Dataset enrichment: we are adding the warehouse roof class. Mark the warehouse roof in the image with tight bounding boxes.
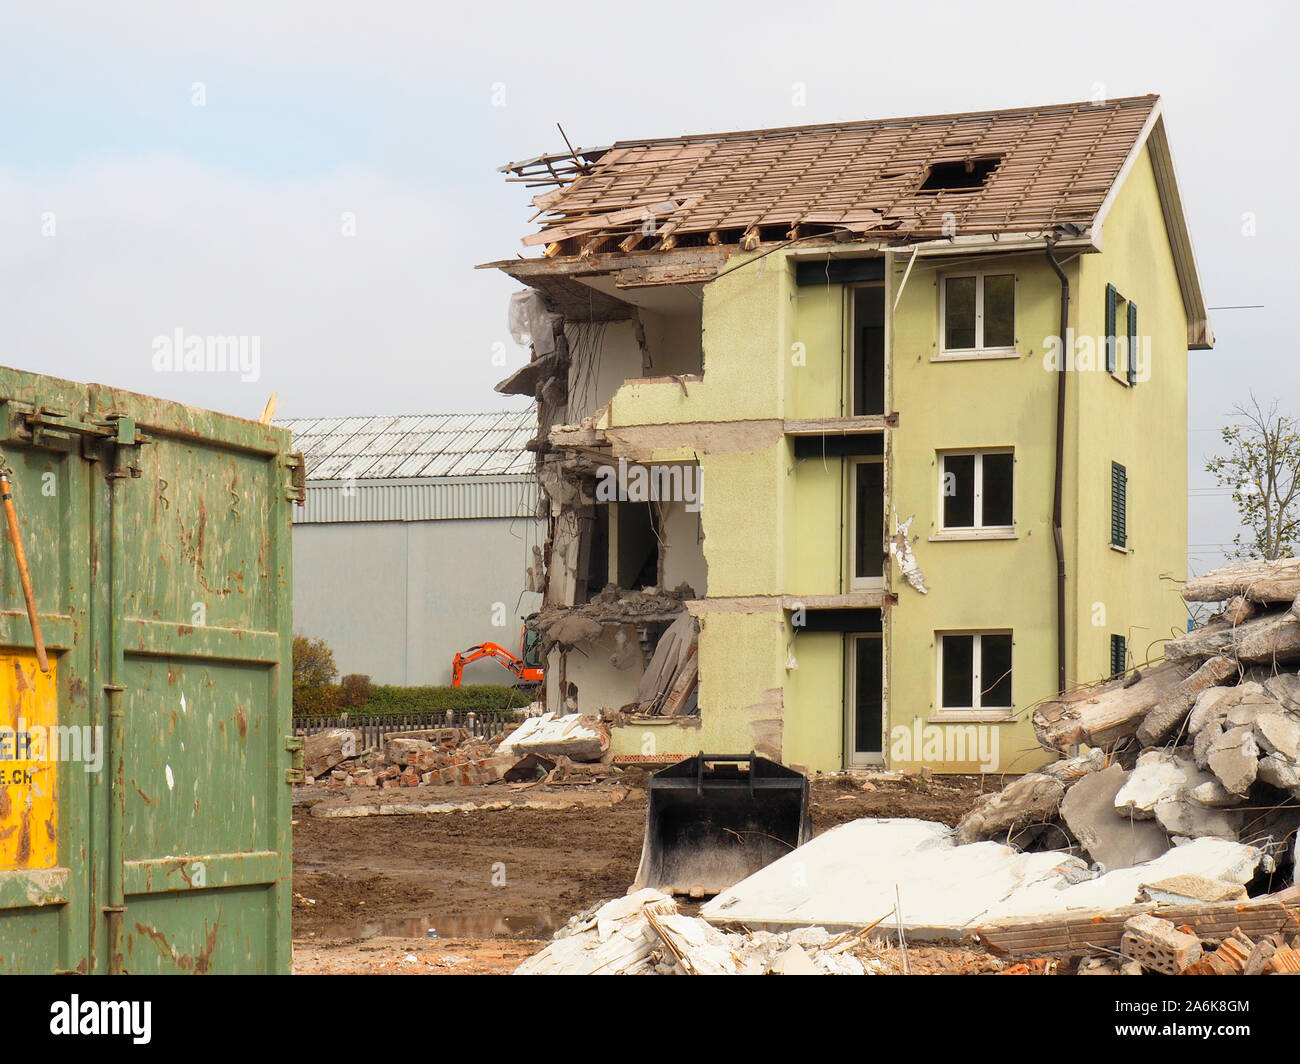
[278,411,536,481]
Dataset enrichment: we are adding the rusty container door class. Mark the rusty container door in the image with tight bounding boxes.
[0,368,302,973]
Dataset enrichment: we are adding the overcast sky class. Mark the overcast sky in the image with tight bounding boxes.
[1,0,1293,571]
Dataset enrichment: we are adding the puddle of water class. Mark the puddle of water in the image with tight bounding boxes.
[317,913,559,941]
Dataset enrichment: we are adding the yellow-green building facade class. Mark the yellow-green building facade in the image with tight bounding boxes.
[492,96,1212,774]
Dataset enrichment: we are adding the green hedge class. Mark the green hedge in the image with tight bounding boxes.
[364,684,530,717]
[293,683,532,720]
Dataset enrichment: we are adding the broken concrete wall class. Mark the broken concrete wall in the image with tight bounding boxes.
[565,319,642,425]
[563,300,704,425]
[558,624,646,717]
[659,495,707,597]
[640,303,704,378]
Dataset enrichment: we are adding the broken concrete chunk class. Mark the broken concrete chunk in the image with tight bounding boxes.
[770,944,820,975]
[1113,751,1188,820]
[1060,764,1170,872]
[1154,794,1239,842]
[1164,609,1300,664]
[1205,726,1260,796]
[702,818,1093,934]
[499,711,609,762]
[1256,754,1300,793]
[1221,595,1256,626]
[1038,747,1106,784]
[1110,751,1238,841]
[1188,779,1246,807]
[1193,717,1224,770]
[1136,655,1236,747]
[703,818,1263,935]
[303,728,362,779]
[545,614,605,647]
[1187,685,1233,736]
[1181,557,1300,604]
[1254,707,1300,761]
[954,772,1065,845]
[889,513,928,594]
[515,889,677,975]
[1138,873,1248,906]
[1120,913,1202,974]
[1263,672,1300,713]
[1032,660,1194,750]
[1223,684,1283,727]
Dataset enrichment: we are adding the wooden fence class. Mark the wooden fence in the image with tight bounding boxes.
[292,711,513,751]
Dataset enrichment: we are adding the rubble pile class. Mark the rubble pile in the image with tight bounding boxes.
[514,889,997,975]
[299,713,613,790]
[958,558,1300,885]
[1109,912,1300,975]
[517,884,1300,975]
[624,612,699,717]
[699,817,1266,934]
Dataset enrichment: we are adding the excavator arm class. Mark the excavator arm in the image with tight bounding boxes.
[450,641,543,688]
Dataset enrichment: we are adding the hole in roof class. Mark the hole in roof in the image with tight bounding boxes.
[917,157,1001,193]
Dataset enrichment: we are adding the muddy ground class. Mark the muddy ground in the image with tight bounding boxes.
[292,771,995,974]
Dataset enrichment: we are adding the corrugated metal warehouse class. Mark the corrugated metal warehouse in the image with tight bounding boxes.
[279,411,543,686]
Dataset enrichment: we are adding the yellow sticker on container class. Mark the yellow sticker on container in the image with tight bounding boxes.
[0,655,58,870]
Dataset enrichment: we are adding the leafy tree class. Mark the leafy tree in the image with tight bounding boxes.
[1206,395,1300,561]
[292,634,338,690]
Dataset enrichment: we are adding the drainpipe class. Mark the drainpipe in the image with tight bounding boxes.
[1044,237,1069,695]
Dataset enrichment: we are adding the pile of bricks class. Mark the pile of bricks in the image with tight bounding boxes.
[306,727,520,790]
[1121,911,1300,975]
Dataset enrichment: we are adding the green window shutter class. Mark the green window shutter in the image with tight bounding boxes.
[1105,284,1118,374]
[1110,634,1127,676]
[1111,461,1127,548]
[1126,301,1139,385]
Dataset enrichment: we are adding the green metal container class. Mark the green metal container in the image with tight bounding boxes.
[0,367,303,973]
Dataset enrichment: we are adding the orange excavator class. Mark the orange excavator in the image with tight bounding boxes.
[450,621,544,690]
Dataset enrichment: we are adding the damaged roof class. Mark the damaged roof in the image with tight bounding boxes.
[505,96,1162,249]
[496,94,1212,348]
[279,411,536,481]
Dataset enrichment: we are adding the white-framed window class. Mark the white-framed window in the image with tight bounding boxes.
[937,630,1013,719]
[848,456,885,590]
[938,271,1016,357]
[938,449,1013,532]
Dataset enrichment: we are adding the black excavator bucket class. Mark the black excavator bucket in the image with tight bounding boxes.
[633,753,811,897]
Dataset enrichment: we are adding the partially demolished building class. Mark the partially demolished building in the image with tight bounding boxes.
[483,95,1212,773]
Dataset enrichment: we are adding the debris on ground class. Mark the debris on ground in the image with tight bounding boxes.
[513,888,999,975]
[515,880,1300,975]
[499,712,610,761]
[623,612,699,717]
[1011,558,1300,883]
[298,716,617,791]
[697,816,1264,935]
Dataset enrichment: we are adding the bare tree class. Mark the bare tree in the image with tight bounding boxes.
[1206,395,1300,560]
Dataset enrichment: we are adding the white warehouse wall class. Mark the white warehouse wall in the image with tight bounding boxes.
[291,516,543,686]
